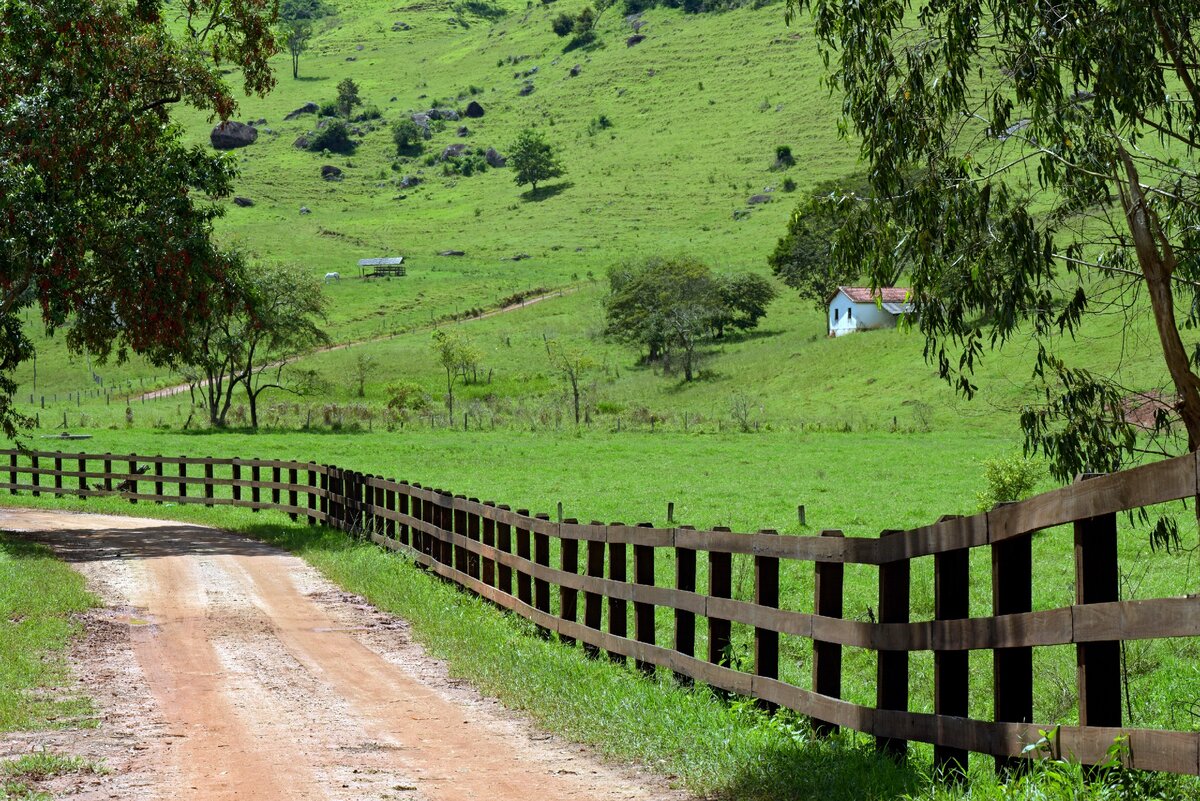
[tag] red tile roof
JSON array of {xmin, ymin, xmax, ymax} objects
[{"xmin": 837, "ymin": 286, "xmax": 912, "ymax": 304}]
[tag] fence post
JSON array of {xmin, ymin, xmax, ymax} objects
[
  {"xmin": 232, "ymin": 460, "xmax": 242, "ymax": 505},
  {"xmin": 633, "ymin": 523, "xmax": 656, "ymax": 676},
  {"xmin": 204, "ymin": 461, "xmax": 214, "ymax": 507},
  {"xmin": 374, "ymin": 480, "xmax": 385, "ymax": 537},
  {"xmin": 453, "ymin": 496, "xmax": 469, "ymax": 577},
  {"xmin": 467, "ymin": 498, "xmax": 482, "ymax": 580},
  {"xmin": 272, "ymin": 466, "xmax": 282, "ymax": 508},
  {"xmin": 439, "ymin": 490, "xmax": 454, "ymax": 566},
  {"xmin": 178, "ymin": 459, "xmax": 187, "ymax": 500},
  {"xmin": 534, "ymin": 512, "xmax": 552, "ymax": 638},
  {"xmin": 7, "ymin": 452, "xmax": 15, "ymax": 495},
  {"xmin": 289, "ymin": 467, "xmax": 299, "ymax": 521},
  {"xmin": 54, "ymin": 454, "xmax": 64, "ymax": 495},
  {"xmin": 993, "ymin": 528, "xmax": 1033, "ymax": 776},
  {"xmin": 77, "ymin": 454, "xmax": 87, "ymax": 498},
  {"xmin": 153, "ymin": 458, "xmax": 162, "ymax": 502},
  {"xmin": 497, "ymin": 505, "xmax": 514, "ymax": 594},
  {"xmin": 1074, "ymin": 505, "xmax": 1121, "ymax": 740},
  {"xmin": 103, "ymin": 454, "xmax": 112, "ymax": 492},
  {"xmin": 935, "ymin": 531, "xmax": 970, "ymax": 780},
  {"xmin": 30, "ymin": 455, "xmax": 40, "ymax": 497},
  {"xmin": 305, "ymin": 464, "xmax": 316, "ymax": 524},
  {"xmin": 121, "ymin": 457, "xmax": 130, "ymax": 503},
  {"xmin": 674, "ymin": 526, "xmax": 697, "ymax": 685},
  {"xmin": 412, "ymin": 484, "xmax": 426, "ymax": 557},
  {"xmin": 398, "ymin": 481, "xmax": 410, "ymax": 545},
  {"xmin": 560, "ymin": 519, "xmax": 579, "ymax": 646},
  {"xmin": 876, "ymin": 529, "xmax": 910, "ymax": 761},
  {"xmin": 585, "ymin": 522, "xmax": 605, "ymax": 659},
  {"xmin": 251, "ymin": 463, "xmax": 261, "ymax": 512},
  {"xmin": 482, "ymin": 502, "xmax": 497, "ymax": 587},
  {"xmin": 516, "ymin": 510, "xmax": 533, "ymax": 607},
  {"xmin": 755, "ymin": 529, "xmax": 780, "ymax": 710},
  {"xmin": 812, "ymin": 530, "xmax": 845, "ymax": 735},
  {"xmin": 708, "ymin": 527, "xmax": 733, "ymax": 671},
  {"xmin": 318, "ymin": 466, "xmax": 328, "ymax": 523},
  {"xmin": 608, "ymin": 523, "xmax": 628, "ymax": 664},
  {"xmin": 385, "ymin": 482, "xmax": 397, "ymax": 541}
]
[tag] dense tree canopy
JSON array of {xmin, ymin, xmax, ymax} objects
[
  {"xmin": 508, "ymin": 128, "xmax": 565, "ymax": 193},
  {"xmin": 0, "ymin": 0, "xmax": 277, "ymax": 438},
  {"xmin": 788, "ymin": 0, "xmax": 1200, "ymax": 479}
]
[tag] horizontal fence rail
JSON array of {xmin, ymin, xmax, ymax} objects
[{"xmin": 2, "ymin": 448, "xmax": 1198, "ymax": 777}]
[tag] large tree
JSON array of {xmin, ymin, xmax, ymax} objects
[
  {"xmin": 508, "ymin": 128, "xmax": 565, "ymax": 193},
  {"xmin": 0, "ymin": 0, "xmax": 277, "ymax": 439},
  {"xmin": 788, "ymin": 0, "xmax": 1200, "ymax": 479}
]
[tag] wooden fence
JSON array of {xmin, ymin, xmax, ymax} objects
[{"xmin": 1, "ymin": 447, "xmax": 1198, "ymax": 777}]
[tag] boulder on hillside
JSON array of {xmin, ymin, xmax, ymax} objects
[
  {"xmin": 485, "ymin": 147, "xmax": 506, "ymax": 168},
  {"xmin": 440, "ymin": 143, "xmax": 468, "ymax": 160},
  {"xmin": 518, "ymin": 83, "xmax": 535, "ymax": 96},
  {"xmin": 400, "ymin": 175, "xmax": 421, "ymax": 188},
  {"xmin": 284, "ymin": 102, "xmax": 320, "ymax": 120},
  {"xmin": 210, "ymin": 121, "xmax": 258, "ymax": 149},
  {"xmin": 464, "ymin": 101, "xmax": 485, "ymax": 118},
  {"xmin": 439, "ymin": 250, "xmax": 466, "ymax": 257},
  {"xmin": 233, "ymin": 196, "xmax": 255, "ymax": 207},
  {"xmin": 293, "ymin": 135, "xmax": 310, "ymax": 150},
  {"xmin": 569, "ymin": 64, "xmax": 581, "ymax": 77},
  {"xmin": 427, "ymin": 108, "xmax": 460, "ymax": 121},
  {"xmin": 321, "ymin": 165, "xmax": 344, "ymax": 181},
  {"xmin": 457, "ymin": 126, "xmax": 470, "ymax": 137},
  {"xmin": 392, "ymin": 20, "xmax": 412, "ymax": 30},
  {"xmin": 626, "ymin": 34, "xmax": 646, "ymax": 46},
  {"xmin": 300, "ymin": 206, "xmax": 312, "ymax": 215},
  {"xmin": 747, "ymin": 194, "xmax": 771, "ymax": 205}
]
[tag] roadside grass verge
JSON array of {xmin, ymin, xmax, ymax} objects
[
  {"xmin": 0, "ymin": 534, "xmax": 97, "ymax": 733},
  {"xmin": 0, "ymin": 751, "xmax": 107, "ymax": 801},
  {"xmin": 2, "ymin": 494, "xmax": 1197, "ymax": 799}
]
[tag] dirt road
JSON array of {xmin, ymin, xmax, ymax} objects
[{"xmin": 0, "ymin": 509, "xmax": 688, "ymax": 801}]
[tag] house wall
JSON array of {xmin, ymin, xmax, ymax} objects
[{"xmin": 828, "ymin": 293, "xmax": 899, "ymax": 336}]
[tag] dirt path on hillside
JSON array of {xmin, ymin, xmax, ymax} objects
[
  {"xmin": 138, "ymin": 288, "xmax": 574, "ymax": 402},
  {"xmin": 0, "ymin": 508, "xmax": 689, "ymax": 801}
]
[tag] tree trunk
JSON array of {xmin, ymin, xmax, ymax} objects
[{"xmin": 1118, "ymin": 148, "xmax": 1200, "ymax": 450}]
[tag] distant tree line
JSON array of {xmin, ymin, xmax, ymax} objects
[{"xmin": 604, "ymin": 257, "xmax": 776, "ymax": 381}]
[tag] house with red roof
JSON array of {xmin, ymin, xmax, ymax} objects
[{"xmin": 828, "ymin": 286, "xmax": 914, "ymax": 337}]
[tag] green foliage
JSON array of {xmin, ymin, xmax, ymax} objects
[
  {"xmin": 335, "ymin": 77, "xmax": 361, "ymax": 118},
  {"xmin": 307, "ymin": 119, "xmax": 355, "ymax": 154},
  {"xmin": 508, "ymin": 128, "xmax": 565, "ymax": 192},
  {"xmin": 586, "ymin": 114, "xmax": 613, "ymax": 135},
  {"xmin": 431, "ymin": 329, "xmax": 481, "ymax": 422},
  {"xmin": 781, "ymin": 177, "xmax": 796, "ymax": 192},
  {"xmin": 281, "ymin": 19, "xmax": 312, "ymax": 79},
  {"xmin": 551, "ymin": 12, "xmax": 575, "ymax": 36},
  {"xmin": 280, "ymin": 0, "xmax": 332, "ymax": 20},
  {"xmin": 790, "ymin": 0, "xmax": 1200, "ymax": 480},
  {"xmin": 392, "ymin": 118, "xmax": 425, "ymax": 154},
  {"xmin": 976, "ymin": 454, "xmax": 1042, "ymax": 511},
  {"xmin": 442, "ymin": 152, "xmax": 488, "ymax": 177},
  {"xmin": 385, "ymin": 380, "xmax": 431, "ymax": 413},
  {"xmin": 318, "ymin": 99, "xmax": 339, "ymax": 117},
  {"xmin": 0, "ymin": 0, "xmax": 276, "ymax": 439},
  {"xmin": 351, "ymin": 104, "xmax": 382, "ymax": 122},
  {"xmin": 773, "ymin": 144, "xmax": 794, "ymax": 168},
  {"xmin": 714, "ymin": 273, "xmax": 778, "ymax": 336}
]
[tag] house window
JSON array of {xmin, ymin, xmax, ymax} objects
[
  {"xmin": 847, "ymin": 306, "xmax": 853, "ymax": 319},
  {"xmin": 833, "ymin": 308, "xmax": 840, "ymax": 321}
]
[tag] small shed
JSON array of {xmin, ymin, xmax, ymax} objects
[
  {"xmin": 828, "ymin": 286, "xmax": 913, "ymax": 337},
  {"xmin": 358, "ymin": 256, "xmax": 405, "ymax": 278}
]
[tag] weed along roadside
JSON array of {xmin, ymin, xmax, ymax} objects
[{"xmin": 2, "ymin": 448, "xmax": 1199, "ymax": 799}]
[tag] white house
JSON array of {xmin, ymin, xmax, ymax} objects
[{"xmin": 828, "ymin": 286, "xmax": 914, "ymax": 337}]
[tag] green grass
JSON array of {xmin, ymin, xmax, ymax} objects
[
  {"xmin": 0, "ymin": 752, "xmax": 106, "ymax": 801},
  {"xmin": 0, "ymin": 536, "xmax": 97, "ymax": 733}
]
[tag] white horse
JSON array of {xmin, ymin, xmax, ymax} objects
[{"xmin": 324, "ymin": 272, "xmax": 340, "ymax": 283}]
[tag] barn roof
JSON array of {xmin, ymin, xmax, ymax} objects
[
  {"xmin": 358, "ymin": 257, "xmax": 404, "ymax": 266},
  {"xmin": 837, "ymin": 286, "xmax": 912, "ymax": 304}
]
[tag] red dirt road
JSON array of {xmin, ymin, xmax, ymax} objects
[{"xmin": 0, "ymin": 509, "xmax": 689, "ymax": 801}]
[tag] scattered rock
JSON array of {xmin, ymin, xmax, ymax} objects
[
  {"xmin": 317, "ymin": 119, "xmax": 331, "ymax": 130},
  {"xmin": 616, "ymin": 87, "xmax": 626, "ymax": 97},
  {"xmin": 253, "ymin": 118, "xmax": 268, "ymax": 125},
  {"xmin": 293, "ymin": 135, "xmax": 310, "ymax": 149},
  {"xmin": 259, "ymin": 126, "xmax": 275, "ymax": 135},
  {"xmin": 321, "ymin": 165, "xmax": 344, "ymax": 181},
  {"xmin": 210, "ymin": 121, "xmax": 258, "ymax": 150},
  {"xmin": 457, "ymin": 126, "xmax": 470, "ymax": 137},
  {"xmin": 509, "ymin": 253, "xmax": 530, "ymax": 261},
  {"xmin": 485, "ymin": 147, "xmax": 506, "ymax": 167},
  {"xmin": 284, "ymin": 102, "xmax": 320, "ymax": 120},
  {"xmin": 233, "ymin": 197, "xmax": 255, "ymax": 207},
  {"xmin": 626, "ymin": 34, "xmax": 645, "ymax": 47},
  {"xmin": 439, "ymin": 250, "xmax": 466, "ymax": 257},
  {"xmin": 392, "ymin": 20, "xmax": 412, "ymax": 30},
  {"xmin": 732, "ymin": 209, "xmax": 750, "ymax": 221},
  {"xmin": 646, "ymin": 68, "xmax": 656, "ymax": 77},
  {"xmin": 356, "ymin": 44, "xmax": 365, "ymax": 51},
  {"xmin": 300, "ymin": 206, "xmax": 312, "ymax": 215},
  {"xmin": 440, "ymin": 143, "xmax": 468, "ymax": 160},
  {"xmin": 400, "ymin": 175, "xmax": 421, "ymax": 188},
  {"xmin": 569, "ymin": 64, "xmax": 581, "ymax": 77},
  {"xmin": 464, "ymin": 101, "xmax": 485, "ymax": 118},
  {"xmin": 747, "ymin": 194, "xmax": 771, "ymax": 205},
  {"xmin": 346, "ymin": 56, "xmax": 357, "ymax": 62},
  {"xmin": 427, "ymin": 108, "xmax": 460, "ymax": 121},
  {"xmin": 518, "ymin": 83, "xmax": 535, "ymax": 96},
  {"xmin": 390, "ymin": 96, "xmax": 398, "ymax": 102}
]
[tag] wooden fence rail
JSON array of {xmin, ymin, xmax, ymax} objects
[{"xmin": 2, "ymin": 448, "xmax": 1198, "ymax": 777}]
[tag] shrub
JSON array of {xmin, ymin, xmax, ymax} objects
[
  {"xmin": 774, "ymin": 144, "xmax": 795, "ymax": 168},
  {"xmin": 318, "ymin": 99, "xmax": 339, "ymax": 117},
  {"xmin": 443, "ymin": 153, "xmax": 488, "ymax": 177},
  {"xmin": 551, "ymin": 12, "xmax": 575, "ymax": 35},
  {"xmin": 586, "ymin": 114, "xmax": 613, "ymax": 135},
  {"xmin": 781, "ymin": 177, "xmax": 797, "ymax": 192},
  {"xmin": 976, "ymin": 454, "xmax": 1042, "ymax": 510},
  {"xmin": 352, "ymin": 104, "xmax": 382, "ymax": 121},
  {"xmin": 307, "ymin": 120, "xmax": 355, "ymax": 154},
  {"xmin": 386, "ymin": 381, "xmax": 431, "ymax": 413},
  {"xmin": 392, "ymin": 118, "xmax": 425, "ymax": 154}
]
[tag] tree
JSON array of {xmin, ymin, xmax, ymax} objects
[
  {"xmin": 335, "ymin": 77, "xmax": 361, "ymax": 118},
  {"xmin": 282, "ymin": 20, "xmax": 311, "ymax": 79},
  {"xmin": 544, "ymin": 336, "xmax": 595, "ymax": 426},
  {"xmin": 184, "ymin": 260, "xmax": 329, "ymax": 428},
  {"xmin": 551, "ymin": 12, "xmax": 575, "ymax": 36},
  {"xmin": 508, "ymin": 128, "xmax": 565, "ymax": 193},
  {"xmin": 392, "ymin": 118, "xmax": 425, "ymax": 154},
  {"xmin": 308, "ymin": 120, "xmax": 355, "ymax": 154},
  {"xmin": 0, "ymin": 0, "xmax": 277, "ymax": 439},
  {"xmin": 351, "ymin": 352, "xmax": 376, "ymax": 398},
  {"xmin": 787, "ymin": 0, "xmax": 1200, "ymax": 480},
  {"xmin": 432, "ymin": 329, "xmax": 479, "ymax": 425},
  {"xmin": 714, "ymin": 273, "xmax": 778, "ymax": 337}
]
